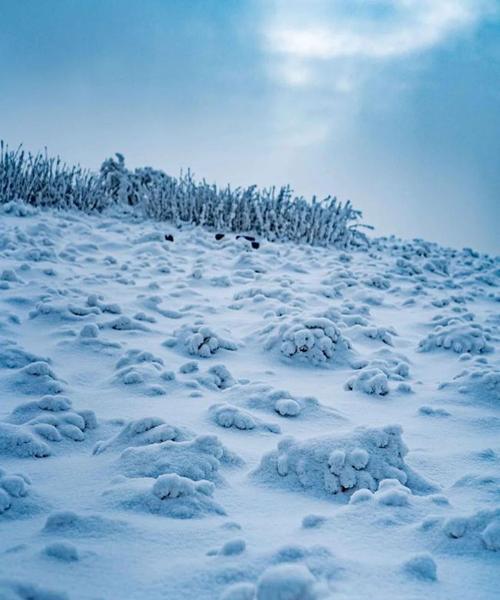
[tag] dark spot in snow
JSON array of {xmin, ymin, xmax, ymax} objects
[{"xmin": 165, "ymin": 234, "xmax": 174, "ymax": 242}]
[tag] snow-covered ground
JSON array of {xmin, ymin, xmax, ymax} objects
[{"xmin": 0, "ymin": 201, "xmax": 499, "ymax": 599}]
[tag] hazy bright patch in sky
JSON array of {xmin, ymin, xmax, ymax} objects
[{"xmin": 1, "ymin": 0, "xmax": 499, "ymax": 253}]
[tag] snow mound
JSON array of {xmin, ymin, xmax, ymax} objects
[
  {"xmin": 438, "ymin": 361, "xmax": 500, "ymax": 405},
  {"xmin": 219, "ymin": 544, "xmax": 335, "ymax": 600},
  {"xmin": 345, "ymin": 367, "xmax": 390, "ymax": 396},
  {"xmin": 43, "ymin": 541, "xmax": 79, "ymax": 562},
  {"xmin": 43, "ymin": 510, "xmax": 128, "ymax": 537},
  {"xmin": 104, "ymin": 315, "xmax": 150, "ymax": 332},
  {"xmin": 401, "ymin": 553, "xmax": 438, "ymax": 581},
  {"xmin": 0, "ymin": 467, "xmax": 41, "ymax": 518},
  {"xmin": 86, "ymin": 293, "xmax": 122, "ymax": 314},
  {"xmin": 0, "ymin": 341, "xmax": 48, "ymax": 370},
  {"xmin": 255, "ymin": 564, "xmax": 318, "ymax": 600},
  {"xmin": 103, "ymin": 473, "xmax": 225, "ymax": 519},
  {"xmin": 169, "ymin": 324, "xmax": 238, "ymax": 357},
  {"xmin": 93, "ymin": 416, "xmax": 189, "ymax": 454},
  {"xmin": 224, "ymin": 383, "xmax": 337, "ymax": 421},
  {"xmin": 262, "ymin": 315, "xmax": 352, "ymax": 366},
  {"xmin": 119, "ymin": 434, "xmax": 241, "ymax": 482},
  {"xmin": 209, "ymin": 403, "xmax": 280, "ymax": 433},
  {"xmin": 0, "ymin": 396, "xmax": 97, "ymax": 458},
  {"xmin": 8, "ymin": 360, "xmax": 65, "ymax": 396},
  {"xmin": 29, "ymin": 299, "xmax": 99, "ymax": 324},
  {"xmin": 346, "ymin": 323, "xmax": 396, "ymax": 346},
  {"xmin": 419, "ymin": 320, "xmax": 493, "ymax": 354},
  {"xmin": 1, "ymin": 199, "xmax": 39, "ymax": 217},
  {"xmin": 254, "ymin": 425, "xmax": 435, "ymax": 497},
  {"xmin": 112, "ymin": 349, "xmax": 172, "ymax": 393},
  {"xmin": 0, "ymin": 579, "xmax": 68, "ymax": 600},
  {"xmin": 208, "ymin": 538, "xmax": 246, "ymax": 556},
  {"xmin": 349, "ymin": 478, "xmax": 414, "ymax": 506},
  {"xmin": 115, "ymin": 348, "xmax": 164, "ymax": 370},
  {"xmin": 196, "ymin": 364, "xmax": 236, "ymax": 390},
  {"xmin": 345, "ymin": 357, "xmax": 411, "ymax": 396},
  {"xmin": 419, "ymin": 507, "xmax": 500, "ymax": 554},
  {"xmin": 441, "ymin": 508, "xmax": 500, "ymax": 552}
]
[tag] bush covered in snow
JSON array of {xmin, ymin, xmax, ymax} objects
[
  {"xmin": 419, "ymin": 320, "xmax": 493, "ymax": 354},
  {"xmin": 169, "ymin": 324, "xmax": 238, "ymax": 358},
  {"xmin": 254, "ymin": 425, "xmax": 435, "ymax": 497},
  {"xmin": 262, "ymin": 315, "xmax": 352, "ymax": 366},
  {"xmin": 0, "ymin": 396, "xmax": 97, "ymax": 458},
  {"xmin": 110, "ymin": 156, "xmax": 368, "ymax": 248},
  {"xmin": 119, "ymin": 434, "xmax": 241, "ymax": 482},
  {"xmin": 0, "ymin": 142, "xmax": 368, "ymax": 248},
  {"xmin": 345, "ymin": 357, "xmax": 411, "ymax": 396},
  {"xmin": 0, "ymin": 142, "xmax": 104, "ymax": 211},
  {"xmin": 345, "ymin": 367, "xmax": 390, "ymax": 395},
  {"xmin": 112, "ymin": 349, "xmax": 173, "ymax": 394},
  {"xmin": 196, "ymin": 364, "xmax": 236, "ymax": 390}
]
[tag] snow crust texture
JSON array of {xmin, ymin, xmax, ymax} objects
[{"xmin": 0, "ymin": 206, "xmax": 498, "ymax": 599}]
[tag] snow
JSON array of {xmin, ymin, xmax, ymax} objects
[
  {"xmin": 401, "ymin": 553, "xmax": 438, "ymax": 581},
  {"xmin": 255, "ymin": 564, "xmax": 318, "ymax": 600},
  {"xmin": 0, "ymin": 205, "xmax": 499, "ymax": 599}
]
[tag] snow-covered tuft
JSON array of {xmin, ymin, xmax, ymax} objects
[
  {"xmin": 254, "ymin": 425, "xmax": 436, "ymax": 497},
  {"xmin": 262, "ymin": 315, "xmax": 352, "ymax": 366}
]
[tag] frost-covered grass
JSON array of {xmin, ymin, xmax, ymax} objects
[
  {"xmin": 0, "ymin": 142, "xmax": 368, "ymax": 247},
  {"xmin": 0, "ymin": 142, "xmax": 104, "ymax": 211}
]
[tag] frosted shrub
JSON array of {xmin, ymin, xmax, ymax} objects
[
  {"xmin": 139, "ymin": 166, "xmax": 368, "ymax": 248},
  {"xmin": 263, "ymin": 316, "xmax": 352, "ymax": 366},
  {"xmin": 345, "ymin": 368, "xmax": 390, "ymax": 396},
  {"xmin": 0, "ymin": 142, "xmax": 368, "ymax": 249},
  {"xmin": 172, "ymin": 324, "xmax": 237, "ymax": 358},
  {"xmin": 419, "ymin": 321, "xmax": 493, "ymax": 354},
  {"xmin": 0, "ymin": 396, "xmax": 97, "ymax": 458},
  {"xmin": 254, "ymin": 425, "xmax": 435, "ymax": 497},
  {"xmin": 0, "ymin": 142, "xmax": 104, "ymax": 211}
]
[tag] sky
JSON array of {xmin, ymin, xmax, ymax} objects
[{"xmin": 0, "ymin": 0, "xmax": 499, "ymax": 253}]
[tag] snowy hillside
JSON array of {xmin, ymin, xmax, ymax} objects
[{"xmin": 0, "ymin": 200, "xmax": 499, "ymax": 599}]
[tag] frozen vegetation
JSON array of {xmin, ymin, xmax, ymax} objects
[
  {"xmin": 0, "ymin": 154, "xmax": 499, "ymax": 599},
  {"xmin": 0, "ymin": 143, "xmax": 367, "ymax": 247}
]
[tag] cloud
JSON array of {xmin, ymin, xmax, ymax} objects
[{"xmin": 263, "ymin": 0, "xmax": 495, "ymax": 86}]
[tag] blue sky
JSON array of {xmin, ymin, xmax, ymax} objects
[{"xmin": 1, "ymin": 0, "xmax": 499, "ymax": 253}]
